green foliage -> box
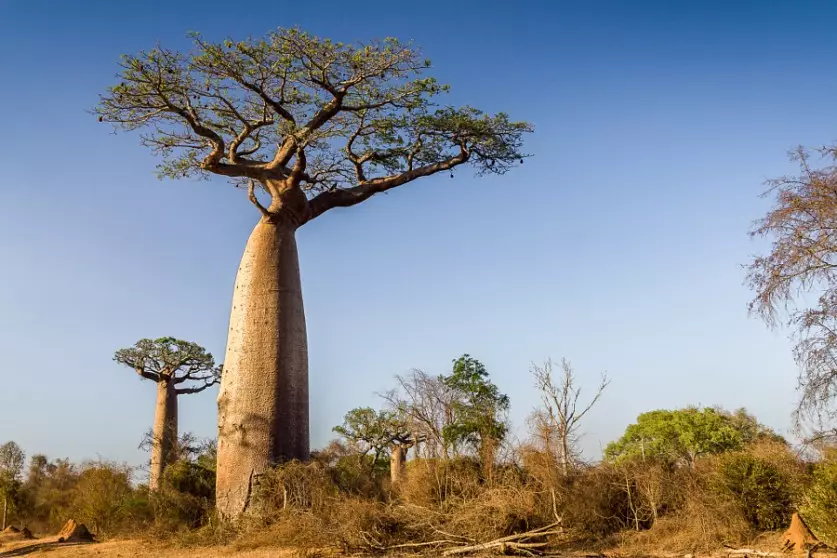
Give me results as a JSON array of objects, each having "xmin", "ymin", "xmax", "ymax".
[
  {"xmin": 0, "ymin": 441, "xmax": 25, "ymax": 527},
  {"xmin": 152, "ymin": 458, "xmax": 216, "ymax": 530},
  {"xmin": 441, "ymin": 355, "xmax": 510, "ymax": 452},
  {"xmin": 714, "ymin": 453, "xmax": 792, "ymax": 530},
  {"xmin": 113, "ymin": 337, "xmax": 218, "ymax": 387},
  {"xmin": 604, "ymin": 407, "xmax": 779, "ymax": 466},
  {"xmin": 333, "ymin": 407, "xmax": 409, "ymax": 465},
  {"xmin": 20, "ymin": 456, "xmax": 79, "ymax": 533},
  {"xmin": 95, "ymin": 27, "xmax": 532, "ymax": 187},
  {"xmin": 69, "ymin": 461, "xmax": 147, "ymax": 537},
  {"xmin": 801, "ymin": 459, "xmax": 837, "ymax": 545}
]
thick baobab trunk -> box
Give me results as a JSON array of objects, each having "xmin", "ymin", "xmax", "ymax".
[
  {"xmin": 216, "ymin": 219, "xmax": 309, "ymax": 519},
  {"xmin": 149, "ymin": 380, "xmax": 178, "ymax": 491}
]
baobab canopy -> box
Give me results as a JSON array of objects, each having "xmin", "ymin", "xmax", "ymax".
[
  {"xmin": 94, "ymin": 27, "xmax": 532, "ymax": 222},
  {"xmin": 96, "ymin": 26, "xmax": 532, "ymax": 519}
]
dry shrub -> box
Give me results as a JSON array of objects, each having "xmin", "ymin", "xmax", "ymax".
[
  {"xmin": 621, "ymin": 463, "xmax": 754, "ymax": 553},
  {"xmin": 329, "ymin": 455, "xmax": 386, "ymax": 499},
  {"xmin": 400, "ymin": 457, "xmax": 483, "ymax": 509},
  {"xmin": 800, "ymin": 458, "xmax": 837, "ymax": 546},
  {"xmin": 166, "ymin": 516, "xmax": 241, "ymax": 548},
  {"xmin": 256, "ymin": 461, "xmax": 337, "ymax": 515},
  {"xmin": 556, "ymin": 465, "xmax": 632, "ymax": 539},
  {"xmin": 326, "ymin": 498, "xmax": 416, "ymax": 552},
  {"xmin": 232, "ymin": 511, "xmax": 330, "ymax": 552},
  {"xmin": 446, "ymin": 486, "xmax": 539, "ymax": 541}
]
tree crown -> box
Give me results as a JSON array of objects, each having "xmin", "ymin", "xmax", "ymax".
[
  {"xmin": 333, "ymin": 407, "xmax": 412, "ymax": 457},
  {"xmin": 95, "ymin": 27, "xmax": 533, "ymax": 224},
  {"xmin": 441, "ymin": 354, "xmax": 510, "ymax": 448},
  {"xmin": 604, "ymin": 406, "xmax": 782, "ymax": 466},
  {"xmin": 113, "ymin": 337, "xmax": 220, "ymax": 394}
]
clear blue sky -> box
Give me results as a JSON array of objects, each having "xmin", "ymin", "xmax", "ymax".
[{"xmin": 1, "ymin": 0, "xmax": 834, "ymax": 470}]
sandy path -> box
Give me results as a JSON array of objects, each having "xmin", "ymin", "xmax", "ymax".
[{"xmin": 0, "ymin": 538, "xmax": 299, "ymax": 558}]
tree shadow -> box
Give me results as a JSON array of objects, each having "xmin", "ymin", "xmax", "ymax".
[{"xmin": 0, "ymin": 540, "xmax": 94, "ymax": 557}]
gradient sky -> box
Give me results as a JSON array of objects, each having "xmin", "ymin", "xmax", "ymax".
[{"xmin": 2, "ymin": 0, "xmax": 835, "ymax": 471}]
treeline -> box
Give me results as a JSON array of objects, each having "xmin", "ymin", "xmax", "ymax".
[{"xmin": 3, "ymin": 356, "xmax": 837, "ymax": 553}]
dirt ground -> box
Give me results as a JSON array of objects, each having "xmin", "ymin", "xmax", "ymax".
[{"xmin": 0, "ymin": 538, "xmax": 301, "ymax": 558}]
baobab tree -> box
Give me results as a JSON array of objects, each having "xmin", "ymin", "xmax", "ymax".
[
  {"xmin": 333, "ymin": 407, "xmax": 416, "ymax": 486},
  {"xmin": 114, "ymin": 338, "xmax": 219, "ymax": 491},
  {"xmin": 95, "ymin": 27, "xmax": 532, "ymax": 518}
]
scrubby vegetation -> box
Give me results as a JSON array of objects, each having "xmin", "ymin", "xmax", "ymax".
[{"xmin": 4, "ymin": 357, "xmax": 837, "ymax": 555}]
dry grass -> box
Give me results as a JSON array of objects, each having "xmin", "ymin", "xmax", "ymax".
[{"xmin": 0, "ymin": 538, "xmax": 301, "ymax": 557}]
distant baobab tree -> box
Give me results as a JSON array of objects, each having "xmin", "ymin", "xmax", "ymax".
[
  {"xmin": 96, "ymin": 27, "xmax": 533, "ymax": 518},
  {"xmin": 114, "ymin": 337, "xmax": 219, "ymax": 491}
]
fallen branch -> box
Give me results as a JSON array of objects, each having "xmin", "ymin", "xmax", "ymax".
[
  {"xmin": 386, "ymin": 540, "xmax": 461, "ymax": 550},
  {"xmin": 443, "ymin": 540, "xmax": 549, "ymax": 556},
  {"xmin": 723, "ymin": 546, "xmax": 784, "ymax": 557},
  {"xmin": 440, "ymin": 522, "xmax": 564, "ymax": 556}
]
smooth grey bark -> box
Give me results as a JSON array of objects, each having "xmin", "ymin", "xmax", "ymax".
[
  {"xmin": 216, "ymin": 218, "xmax": 309, "ymax": 518},
  {"xmin": 149, "ymin": 380, "xmax": 178, "ymax": 491}
]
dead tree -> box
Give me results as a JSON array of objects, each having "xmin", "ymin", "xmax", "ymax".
[{"xmin": 530, "ymin": 358, "xmax": 609, "ymax": 475}]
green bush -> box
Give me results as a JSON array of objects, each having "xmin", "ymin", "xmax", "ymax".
[
  {"xmin": 152, "ymin": 459, "xmax": 216, "ymax": 530},
  {"xmin": 800, "ymin": 460, "xmax": 837, "ymax": 545},
  {"xmin": 714, "ymin": 453, "xmax": 792, "ymax": 530},
  {"xmin": 69, "ymin": 461, "xmax": 150, "ymax": 537}
]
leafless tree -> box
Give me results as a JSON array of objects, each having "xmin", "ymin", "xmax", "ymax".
[
  {"xmin": 747, "ymin": 147, "xmax": 837, "ymax": 426},
  {"xmin": 380, "ymin": 369, "xmax": 461, "ymax": 459},
  {"xmin": 529, "ymin": 359, "xmax": 609, "ymax": 475}
]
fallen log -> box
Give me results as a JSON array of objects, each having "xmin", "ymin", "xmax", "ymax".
[
  {"xmin": 440, "ymin": 521, "xmax": 564, "ymax": 556},
  {"xmin": 443, "ymin": 540, "xmax": 549, "ymax": 556}
]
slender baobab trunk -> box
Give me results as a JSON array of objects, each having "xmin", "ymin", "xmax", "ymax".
[
  {"xmin": 149, "ymin": 379, "xmax": 178, "ymax": 491},
  {"xmin": 390, "ymin": 443, "xmax": 412, "ymax": 488},
  {"xmin": 216, "ymin": 218, "xmax": 309, "ymax": 518}
]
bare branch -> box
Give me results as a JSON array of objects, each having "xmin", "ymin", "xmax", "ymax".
[
  {"xmin": 247, "ymin": 180, "xmax": 272, "ymax": 219},
  {"xmin": 307, "ymin": 148, "xmax": 468, "ymax": 220}
]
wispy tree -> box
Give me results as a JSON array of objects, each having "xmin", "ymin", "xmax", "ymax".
[
  {"xmin": 747, "ymin": 147, "xmax": 837, "ymax": 429},
  {"xmin": 529, "ymin": 359, "xmax": 608, "ymax": 475}
]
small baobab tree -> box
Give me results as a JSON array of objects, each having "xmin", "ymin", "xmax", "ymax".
[
  {"xmin": 529, "ymin": 358, "xmax": 608, "ymax": 475},
  {"xmin": 333, "ymin": 407, "xmax": 415, "ymax": 487},
  {"xmin": 95, "ymin": 27, "xmax": 532, "ymax": 517},
  {"xmin": 114, "ymin": 337, "xmax": 219, "ymax": 491}
]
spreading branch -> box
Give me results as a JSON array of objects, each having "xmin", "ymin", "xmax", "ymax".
[
  {"xmin": 114, "ymin": 338, "xmax": 220, "ymax": 394},
  {"xmin": 247, "ymin": 180, "xmax": 272, "ymax": 218},
  {"xmin": 747, "ymin": 147, "xmax": 837, "ymax": 421},
  {"xmin": 95, "ymin": 27, "xmax": 532, "ymax": 223}
]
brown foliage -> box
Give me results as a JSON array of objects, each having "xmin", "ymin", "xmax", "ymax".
[{"xmin": 747, "ymin": 148, "xmax": 837, "ymax": 421}]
